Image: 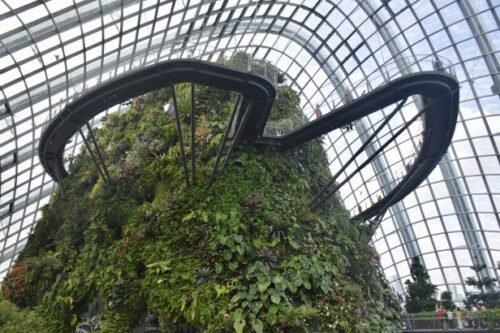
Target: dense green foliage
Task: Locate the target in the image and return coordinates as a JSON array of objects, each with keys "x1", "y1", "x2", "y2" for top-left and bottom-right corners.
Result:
[
  {"x1": 2, "y1": 57, "x2": 400, "y2": 332},
  {"x1": 477, "y1": 308, "x2": 500, "y2": 332},
  {"x1": 404, "y1": 257, "x2": 437, "y2": 313},
  {"x1": 439, "y1": 291, "x2": 455, "y2": 311},
  {"x1": 464, "y1": 263, "x2": 500, "y2": 310},
  {"x1": 0, "y1": 299, "x2": 46, "y2": 333}
]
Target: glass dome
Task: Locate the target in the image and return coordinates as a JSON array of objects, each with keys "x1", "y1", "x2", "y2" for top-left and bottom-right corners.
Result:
[{"x1": 0, "y1": 0, "x2": 499, "y2": 302}]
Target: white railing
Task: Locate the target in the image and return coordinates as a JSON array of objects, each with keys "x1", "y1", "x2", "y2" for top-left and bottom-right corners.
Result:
[{"x1": 218, "y1": 54, "x2": 281, "y2": 85}]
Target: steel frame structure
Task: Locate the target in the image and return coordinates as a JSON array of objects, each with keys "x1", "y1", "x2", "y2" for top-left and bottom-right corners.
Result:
[{"x1": 0, "y1": 0, "x2": 499, "y2": 302}]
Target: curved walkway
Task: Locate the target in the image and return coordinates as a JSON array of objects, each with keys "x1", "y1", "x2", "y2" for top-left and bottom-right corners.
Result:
[
  {"x1": 257, "y1": 72, "x2": 460, "y2": 220},
  {"x1": 39, "y1": 60, "x2": 459, "y2": 222},
  {"x1": 39, "y1": 59, "x2": 276, "y2": 181}
]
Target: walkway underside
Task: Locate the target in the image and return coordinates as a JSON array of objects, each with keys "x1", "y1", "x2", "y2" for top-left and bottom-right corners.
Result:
[
  {"x1": 256, "y1": 72, "x2": 459, "y2": 221},
  {"x1": 39, "y1": 60, "x2": 459, "y2": 222},
  {"x1": 39, "y1": 59, "x2": 276, "y2": 181}
]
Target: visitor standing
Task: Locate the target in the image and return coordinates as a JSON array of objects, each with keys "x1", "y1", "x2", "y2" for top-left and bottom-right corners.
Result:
[
  {"x1": 472, "y1": 304, "x2": 479, "y2": 328},
  {"x1": 344, "y1": 92, "x2": 353, "y2": 104},
  {"x1": 433, "y1": 56, "x2": 444, "y2": 71},
  {"x1": 314, "y1": 104, "x2": 322, "y2": 118},
  {"x1": 466, "y1": 307, "x2": 474, "y2": 328},
  {"x1": 447, "y1": 308, "x2": 454, "y2": 329},
  {"x1": 456, "y1": 307, "x2": 463, "y2": 329},
  {"x1": 477, "y1": 303, "x2": 487, "y2": 328},
  {"x1": 437, "y1": 306, "x2": 447, "y2": 329}
]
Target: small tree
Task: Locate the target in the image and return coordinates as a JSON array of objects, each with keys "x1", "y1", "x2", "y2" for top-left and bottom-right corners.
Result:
[
  {"x1": 464, "y1": 263, "x2": 500, "y2": 309},
  {"x1": 440, "y1": 291, "x2": 455, "y2": 310},
  {"x1": 405, "y1": 256, "x2": 438, "y2": 313}
]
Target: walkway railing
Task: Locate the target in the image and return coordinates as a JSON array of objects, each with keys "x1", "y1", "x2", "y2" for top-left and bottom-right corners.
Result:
[
  {"x1": 218, "y1": 54, "x2": 280, "y2": 86},
  {"x1": 262, "y1": 114, "x2": 308, "y2": 137},
  {"x1": 401, "y1": 313, "x2": 499, "y2": 332},
  {"x1": 262, "y1": 54, "x2": 455, "y2": 137}
]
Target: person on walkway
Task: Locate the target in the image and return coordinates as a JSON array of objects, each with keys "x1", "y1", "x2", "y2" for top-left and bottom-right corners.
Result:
[
  {"x1": 437, "y1": 305, "x2": 448, "y2": 329},
  {"x1": 466, "y1": 307, "x2": 474, "y2": 328},
  {"x1": 344, "y1": 92, "x2": 353, "y2": 104},
  {"x1": 477, "y1": 303, "x2": 487, "y2": 328},
  {"x1": 342, "y1": 122, "x2": 354, "y2": 132},
  {"x1": 314, "y1": 104, "x2": 322, "y2": 118},
  {"x1": 472, "y1": 304, "x2": 479, "y2": 328},
  {"x1": 456, "y1": 307, "x2": 463, "y2": 329},
  {"x1": 447, "y1": 308, "x2": 454, "y2": 329},
  {"x1": 433, "y1": 56, "x2": 444, "y2": 71}
]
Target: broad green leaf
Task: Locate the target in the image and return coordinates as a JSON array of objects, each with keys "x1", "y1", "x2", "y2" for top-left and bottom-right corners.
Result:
[
  {"x1": 272, "y1": 275, "x2": 283, "y2": 285},
  {"x1": 181, "y1": 295, "x2": 187, "y2": 311},
  {"x1": 230, "y1": 293, "x2": 241, "y2": 303},
  {"x1": 216, "y1": 212, "x2": 228, "y2": 222},
  {"x1": 251, "y1": 319, "x2": 264, "y2": 333},
  {"x1": 257, "y1": 280, "x2": 271, "y2": 292},
  {"x1": 267, "y1": 311, "x2": 277, "y2": 325},
  {"x1": 249, "y1": 300, "x2": 263, "y2": 314},
  {"x1": 269, "y1": 238, "x2": 279, "y2": 247},
  {"x1": 201, "y1": 211, "x2": 209, "y2": 222},
  {"x1": 253, "y1": 239, "x2": 263, "y2": 248},
  {"x1": 182, "y1": 211, "x2": 196, "y2": 222},
  {"x1": 234, "y1": 319, "x2": 246, "y2": 333},
  {"x1": 219, "y1": 235, "x2": 228, "y2": 245},
  {"x1": 191, "y1": 295, "x2": 197, "y2": 320},
  {"x1": 288, "y1": 238, "x2": 300, "y2": 249},
  {"x1": 223, "y1": 250, "x2": 232, "y2": 260},
  {"x1": 270, "y1": 294, "x2": 280, "y2": 304},
  {"x1": 215, "y1": 284, "x2": 228, "y2": 296}
]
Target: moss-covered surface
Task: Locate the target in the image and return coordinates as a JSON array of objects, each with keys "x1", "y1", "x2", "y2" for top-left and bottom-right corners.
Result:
[{"x1": 1, "y1": 57, "x2": 400, "y2": 332}]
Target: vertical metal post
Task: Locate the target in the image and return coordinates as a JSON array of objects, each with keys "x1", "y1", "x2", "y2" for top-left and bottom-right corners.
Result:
[
  {"x1": 311, "y1": 102, "x2": 426, "y2": 210},
  {"x1": 54, "y1": 160, "x2": 65, "y2": 197},
  {"x1": 191, "y1": 83, "x2": 196, "y2": 186},
  {"x1": 86, "y1": 122, "x2": 111, "y2": 183},
  {"x1": 208, "y1": 94, "x2": 242, "y2": 186},
  {"x1": 218, "y1": 101, "x2": 253, "y2": 177},
  {"x1": 171, "y1": 85, "x2": 191, "y2": 188},
  {"x1": 310, "y1": 98, "x2": 407, "y2": 207},
  {"x1": 79, "y1": 128, "x2": 107, "y2": 182}
]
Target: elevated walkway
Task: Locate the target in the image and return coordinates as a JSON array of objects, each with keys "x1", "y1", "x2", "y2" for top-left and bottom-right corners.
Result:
[
  {"x1": 39, "y1": 59, "x2": 459, "y2": 222},
  {"x1": 402, "y1": 328, "x2": 493, "y2": 333},
  {"x1": 39, "y1": 59, "x2": 276, "y2": 181},
  {"x1": 400, "y1": 311, "x2": 496, "y2": 333},
  {"x1": 256, "y1": 72, "x2": 459, "y2": 221}
]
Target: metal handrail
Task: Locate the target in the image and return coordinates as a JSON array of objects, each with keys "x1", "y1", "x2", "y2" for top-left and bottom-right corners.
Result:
[
  {"x1": 262, "y1": 54, "x2": 455, "y2": 137},
  {"x1": 219, "y1": 54, "x2": 280, "y2": 85},
  {"x1": 401, "y1": 312, "x2": 498, "y2": 331}
]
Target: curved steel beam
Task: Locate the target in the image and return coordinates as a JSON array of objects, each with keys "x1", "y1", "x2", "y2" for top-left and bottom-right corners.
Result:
[
  {"x1": 39, "y1": 59, "x2": 276, "y2": 181},
  {"x1": 257, "y1": 72, "x2": 460, "y2": 221},
  {"x1": 39, "y1": 60, "x2": 459, "y2": 224}
]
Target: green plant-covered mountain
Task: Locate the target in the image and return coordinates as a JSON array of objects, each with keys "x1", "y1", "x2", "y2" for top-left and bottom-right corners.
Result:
[{"x1": 1, "y1": 55, "x2": 400, "y2": 332}]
